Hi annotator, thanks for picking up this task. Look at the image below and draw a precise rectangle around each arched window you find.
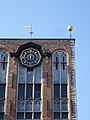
[0,49,8,119]
[17,63,42,120]
[52,50,68,119]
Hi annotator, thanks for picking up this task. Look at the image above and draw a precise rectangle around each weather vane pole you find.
[22,24,33,38]
[29,25,33,38]
[67,26,73,38]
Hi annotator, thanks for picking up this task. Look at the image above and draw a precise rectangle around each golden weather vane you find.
[67,26,73,38]
[21,24,33,38]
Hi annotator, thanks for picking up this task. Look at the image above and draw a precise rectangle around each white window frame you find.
[52,50,69,120]
[0,49,8,119]
[16,63,42,120]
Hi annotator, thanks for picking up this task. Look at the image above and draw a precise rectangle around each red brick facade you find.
[0,38,77,120]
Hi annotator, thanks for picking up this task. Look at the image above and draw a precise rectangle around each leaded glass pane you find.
[54,100,60,112]
[17,112,24,119]
[27,68,33,83]
[0,63,7,83]
[61,64,68,84]
[54,112,60,119]
[34,112,41,119]
[25,100,32,111]
[62,112,68,119]
[61,84,67,98]
[18,84,25,98]
[0,85,5,98]
[34,84,41,98]
[54,84,60,98]
[35,65,41,83]
[61,71,68,84]
[34,100,41,112]
[54,70,60,83]
[1,51,8,62]
[60,52,67,62]
[25,112,32,119]
[61,100,68,111]
[0,101,4,112]
[18,64,26,83]
[26,84,33,98]
[17,100,24,111]
[0,112,4,119]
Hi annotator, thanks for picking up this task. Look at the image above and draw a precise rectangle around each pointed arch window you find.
[61,52,67,70]
[0,49,8,119]
[52,50,68,119]
[17,63,42,120]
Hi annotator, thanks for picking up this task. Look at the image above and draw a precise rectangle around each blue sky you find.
[0,0,90,119]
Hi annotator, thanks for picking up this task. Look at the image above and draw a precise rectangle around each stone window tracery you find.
[52,50,68,119]
[0,50,8,119]
[17,63,42,120]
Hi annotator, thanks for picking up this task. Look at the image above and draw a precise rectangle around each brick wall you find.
[0,38,75,120]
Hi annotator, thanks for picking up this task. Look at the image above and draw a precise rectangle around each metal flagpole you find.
[29,26,33,38]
